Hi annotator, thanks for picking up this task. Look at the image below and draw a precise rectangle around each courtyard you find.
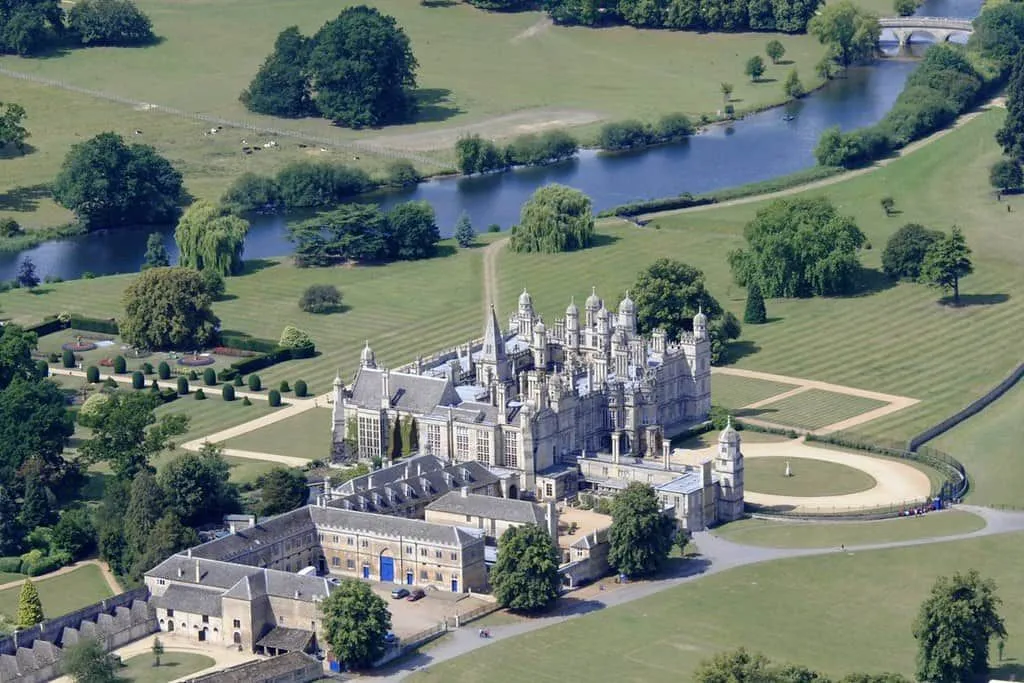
[366,582,491,640]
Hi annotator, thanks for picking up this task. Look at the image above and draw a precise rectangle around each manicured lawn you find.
[222,456,286,484]
[120,651,215,683]
[672,429,791,450]
[712,374,799,409]
[408,531,1024,682]
[496,109,1024,442]
[223,407,332,460]
[743,389,888,431]
[0,565,113,621]
[744,456,876,496]
[713,509,986,547]
[154,395,276,444]
[0,572,24,585]
[932,381,1024,509]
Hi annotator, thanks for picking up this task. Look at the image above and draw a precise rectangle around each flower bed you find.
[61,341,96,352]
[99,358,114,367]
[212,346,258,358]
[177,355,215,367]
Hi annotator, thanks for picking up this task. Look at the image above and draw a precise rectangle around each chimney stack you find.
[195,560,201,584]
[177,567,184,578]
[461,486,469,498]
[663,441,671,471]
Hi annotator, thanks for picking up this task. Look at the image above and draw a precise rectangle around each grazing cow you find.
[134,130,143,135]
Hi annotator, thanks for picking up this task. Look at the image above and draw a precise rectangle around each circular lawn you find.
[743,456,877,497]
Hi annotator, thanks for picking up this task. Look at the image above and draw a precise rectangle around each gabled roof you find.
[153,584,224,617]
[188,507,315,562]
[147,555,262,589]
[331,459,499,514]
[348,368,461,413]
[309,506,483,548]
[427,491,548,526]
[255,626,314,653]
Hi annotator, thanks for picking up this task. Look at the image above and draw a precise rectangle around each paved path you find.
[59,367,273,402]
[713,366,920,435]
[373,505,1024,680]
[0,559,121,595]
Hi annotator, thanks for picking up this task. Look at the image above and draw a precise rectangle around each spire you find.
[333,371,342,387]
[482,304,506,362]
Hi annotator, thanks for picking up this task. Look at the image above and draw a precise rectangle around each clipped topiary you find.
[195,388,206,400]
[131,371,145,389]
[177,376,189,395]
[294,379,307,397]
[62,349,75,368]
[86,366,100,383]
[158,361,171,379]
[142,361,154,374]
[188,370,198,381]
[113,355,127,373]
[242,396,252,406]
[222,384,235,401]
[268,389,281,407]
[36,360,48,377]
[233,375,244,387]
[203,368,217,386]
[280,380,291,393]
[248,374,262,391]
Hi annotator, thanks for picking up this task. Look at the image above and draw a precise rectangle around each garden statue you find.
[785,461,792,477]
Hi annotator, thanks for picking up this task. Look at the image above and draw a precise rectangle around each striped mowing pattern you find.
[711,375,800,409]
[223,407,332,460]
[743,389,888,431]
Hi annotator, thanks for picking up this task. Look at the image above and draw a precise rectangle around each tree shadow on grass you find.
[722,340,760,364]
[28,287,54,296]
[989,661,1024,681]
[938,293,1010,307]
[414,88,462,125]
[655,555,712,579]
[847,266,897,297]
[420,0,458,6]
[755,78,778,84]
[238,258,278,276]
[0,183,50,212]
[0,143,38,160]
[589,233,621,250]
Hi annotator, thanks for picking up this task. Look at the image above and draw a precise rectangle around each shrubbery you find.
[203,368,217,386]
[294,379,308,397]
[131,371,145,389]
[222,384,236,401]
[277,161,374,208]
[62,350,75,368]
[882,223,943,280]
[597,114,694,151]
[268,389,282,407]
[67,0,155,46]
[86,366,100,383]
[299,284,342,313]
[221,173,284,214]
[248,375,262,391]
[177,377,189,395]
[113,356,127,373]
[542,0,820,32]
[158,361,171,379]
[194,388,206,400]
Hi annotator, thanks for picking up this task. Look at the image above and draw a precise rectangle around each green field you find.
[711,374,799,409]
[0,565,113,621]
[410,531,1024,682]
[223,407,332,460]
[744,456,876,496]
[745,389,888,431]
[932,381,1024,509]
[222,456,284,484]
[713,510,986,547]
[120,651,215,683]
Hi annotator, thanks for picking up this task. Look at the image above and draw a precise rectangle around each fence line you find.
[0,67,448,169]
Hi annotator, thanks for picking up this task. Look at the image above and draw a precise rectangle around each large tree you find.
[0,0,64,55]
[969,2,1024,69]
[509,184,594,254]
[52,132,184,230]
[914,570,1006,683]
[79,390,187,480]
[19,459,54,529]
[632,258,723,340]
[158,442,238,527]
[607,482,675,578]
[131,512,198,580]
[50,507,97,560]
[881,223,943,280]
[174,200,250,276]
[0,102,28,153]
[386,200,440,261]
[16,579,43,628]
[321,579,392,669]
[490,524,561,613]
[63,637,118,683]
[123,470,165,563]
[989,159,1023,194]
[920,227,973,305]
[120,266,220,350]
[256,467,309,517]
[808,0,880,69]
[996,50,1024,163]
[67,0,154,45]
[290,204,391,267]
[0,485,23,555]
[729,197,866,297]
[307,7,418,128]
[0,323,40,391]
[0,377,74,486]
[454,211,475,248]
[240,26,314,118]
[142,232,170,270]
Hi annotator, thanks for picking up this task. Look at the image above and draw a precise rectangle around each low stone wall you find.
[185,652,322,683]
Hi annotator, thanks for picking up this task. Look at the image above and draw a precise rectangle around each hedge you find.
[25,317,64,337]
[219,334,279,354]
[69,315,119,335]
[86,366,100,383]
[159,388,179,403]
[0,556,21,573]
[177,377,189,395]
[113,356,127,373]
[158,361,171,379]
[203,368,217,386]
[195,388,206,400]
[597,193,715,218]
[62,349,75,368]
[217,368,239,382]
[294,379,308,397]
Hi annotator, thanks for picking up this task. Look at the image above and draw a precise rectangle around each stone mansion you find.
[331,288,713,500]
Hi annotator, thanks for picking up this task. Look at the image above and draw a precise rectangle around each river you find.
[0,0,982,282]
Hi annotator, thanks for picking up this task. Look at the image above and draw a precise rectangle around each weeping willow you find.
[509,183,594,254]
[175,200,250,276]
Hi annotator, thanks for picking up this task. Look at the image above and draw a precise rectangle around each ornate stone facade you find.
[332,289,712,501]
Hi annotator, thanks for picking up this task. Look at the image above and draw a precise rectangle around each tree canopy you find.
[67,0,154,45]
[0,101,28,153]
[509,184,594,254]
[920,226,973,305]
[694,647,911,683]
[0,375,74,487]
[299,284,342,314]
[321,579,392,668]
[542,0,821,32]
[729,197,866,297]
[632,258,723,341]
[0,0,64,55]
[256,467,309,516]
[158,442,238,527]
[143,232,170,270]
[120,266,220,350]
[996,50,1024,163]
[174,200,250,276]
[78,390,187,480]
[490,523,561,613]
[53,132,183,230]
[969,2,1024,69]
[242,8,419,128]
[990,159,1023,193]
[62,637,119,683]
[16,579,43,628]
[808,0,880,69]
[454,211,476,248]
[881,223,943,280]
[607,482,675,578]
[913,570,1006,683]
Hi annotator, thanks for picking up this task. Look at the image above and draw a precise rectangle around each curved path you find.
[0,559,121,595]
[376,505,1024,681]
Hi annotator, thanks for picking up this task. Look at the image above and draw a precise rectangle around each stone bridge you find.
[878,16,974,46]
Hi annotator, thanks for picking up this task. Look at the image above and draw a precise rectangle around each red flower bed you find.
[61,342,96,352]
[211,346,258,358]
[99,358,114,367]
[177,355,215,367]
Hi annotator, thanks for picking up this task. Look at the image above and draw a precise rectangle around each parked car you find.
[390,588,410,599]
[406,589,426,602]
[383,631,398,645]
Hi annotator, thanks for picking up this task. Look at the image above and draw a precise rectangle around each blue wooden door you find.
[451,578,459,592]
[380,556,395,582]
[362,565,369,579]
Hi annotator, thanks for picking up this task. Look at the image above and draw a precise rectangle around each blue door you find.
[380,556,395,582]
[451,578,459,593]
[362,565,369,579]
[406,571,414,585]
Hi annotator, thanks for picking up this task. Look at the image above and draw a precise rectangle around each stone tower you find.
[479,304,512,387]
[714,417,745,523]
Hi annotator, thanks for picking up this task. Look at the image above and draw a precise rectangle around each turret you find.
[617,291,636,334]
[693,306,708,341]
[518,289,535,338]
[565,297,580,349]
[532,319,548,368]
[360,340,376,369]
[585,286,601,328]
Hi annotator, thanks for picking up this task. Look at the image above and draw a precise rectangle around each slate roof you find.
[185,651,319,683]
[187,507,315,562]
[426,491,547,526]
[147,555,262,589]
[153,584,224,617]
[255,627,314,653]
[349,368,461,413]
[310,506,483,548]
[330,459,499,515]
[657,471,707,495]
